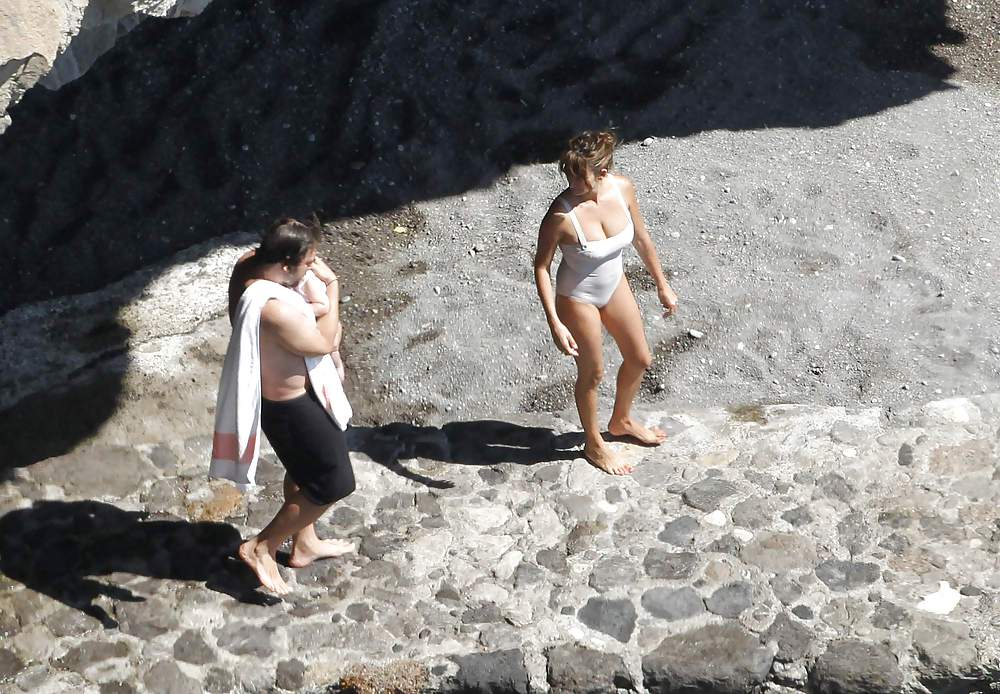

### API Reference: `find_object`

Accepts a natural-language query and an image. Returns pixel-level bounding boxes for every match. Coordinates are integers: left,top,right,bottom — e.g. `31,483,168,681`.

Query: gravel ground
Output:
933,0,1000,85
338,84,1000,426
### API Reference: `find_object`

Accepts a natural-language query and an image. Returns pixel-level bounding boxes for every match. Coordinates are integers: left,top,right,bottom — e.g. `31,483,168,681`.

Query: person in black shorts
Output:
260,386,355,506
227,219,356,595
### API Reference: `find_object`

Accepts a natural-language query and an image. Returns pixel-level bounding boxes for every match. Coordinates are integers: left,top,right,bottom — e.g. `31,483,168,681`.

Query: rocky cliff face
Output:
0,0,211,132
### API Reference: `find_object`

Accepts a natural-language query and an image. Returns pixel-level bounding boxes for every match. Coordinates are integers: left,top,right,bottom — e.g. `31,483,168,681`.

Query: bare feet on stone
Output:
238,539,290,595
584,442,634,475
608,417,667,446
288,537,355,568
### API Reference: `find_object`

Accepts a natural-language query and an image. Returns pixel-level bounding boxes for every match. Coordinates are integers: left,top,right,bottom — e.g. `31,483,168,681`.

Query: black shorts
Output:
260,387,355,505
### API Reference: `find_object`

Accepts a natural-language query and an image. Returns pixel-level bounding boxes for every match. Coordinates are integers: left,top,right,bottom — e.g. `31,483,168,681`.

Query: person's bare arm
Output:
261,301,337,357
534,205,579,357
259,256,341,357
622,176,678,315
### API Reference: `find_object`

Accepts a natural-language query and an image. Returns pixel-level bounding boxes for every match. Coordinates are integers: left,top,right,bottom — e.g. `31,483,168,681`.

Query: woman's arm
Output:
622,177,678,315
534,206,579,356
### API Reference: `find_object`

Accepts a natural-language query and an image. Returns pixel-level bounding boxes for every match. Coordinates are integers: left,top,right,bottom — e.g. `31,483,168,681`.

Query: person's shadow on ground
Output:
0,500,275,629
348,420,585,488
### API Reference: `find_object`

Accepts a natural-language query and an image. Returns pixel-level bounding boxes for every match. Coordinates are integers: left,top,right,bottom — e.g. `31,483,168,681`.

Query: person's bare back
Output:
230,251,312,401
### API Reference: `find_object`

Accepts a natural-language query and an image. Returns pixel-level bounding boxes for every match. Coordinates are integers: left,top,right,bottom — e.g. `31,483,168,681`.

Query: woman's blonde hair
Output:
559,131,618,181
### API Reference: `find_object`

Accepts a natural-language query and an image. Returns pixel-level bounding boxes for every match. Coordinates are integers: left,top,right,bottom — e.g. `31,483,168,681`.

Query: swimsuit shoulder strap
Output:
558,197,588,248
612,180,633,224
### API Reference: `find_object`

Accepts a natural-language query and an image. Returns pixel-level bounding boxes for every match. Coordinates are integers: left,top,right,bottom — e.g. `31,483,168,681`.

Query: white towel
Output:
209,279,352,487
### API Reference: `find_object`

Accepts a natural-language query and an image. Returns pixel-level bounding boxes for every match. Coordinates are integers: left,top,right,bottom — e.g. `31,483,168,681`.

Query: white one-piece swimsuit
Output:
555,183,635,308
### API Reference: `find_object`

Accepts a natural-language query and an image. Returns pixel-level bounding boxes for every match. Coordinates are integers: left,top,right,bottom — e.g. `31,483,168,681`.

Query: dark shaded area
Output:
0,500,276,629
0,371,124,472
0,0,963,313
349,420,584,487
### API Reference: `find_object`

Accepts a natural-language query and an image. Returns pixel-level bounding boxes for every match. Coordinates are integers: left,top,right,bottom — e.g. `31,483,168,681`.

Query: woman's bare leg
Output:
601,279,666,445
556,295,633,475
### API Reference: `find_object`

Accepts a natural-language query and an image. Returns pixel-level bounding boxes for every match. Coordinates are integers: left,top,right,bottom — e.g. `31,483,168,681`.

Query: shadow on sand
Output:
0,500,277,629
349,420,585,488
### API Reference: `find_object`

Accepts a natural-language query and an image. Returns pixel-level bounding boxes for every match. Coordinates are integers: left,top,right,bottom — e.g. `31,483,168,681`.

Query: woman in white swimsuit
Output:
534,131,678,475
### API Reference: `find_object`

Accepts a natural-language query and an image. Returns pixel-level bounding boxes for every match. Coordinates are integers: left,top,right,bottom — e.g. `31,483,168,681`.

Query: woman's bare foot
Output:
289,537,355,568
583,442,634,475
608,417,667,446
238,539,290,595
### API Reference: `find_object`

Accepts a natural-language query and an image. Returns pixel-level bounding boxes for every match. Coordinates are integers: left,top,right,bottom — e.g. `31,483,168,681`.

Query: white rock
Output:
567,461,607,491
688,329,705,339
641,137,654,146
703,510,728,526
464,503,512,532
494,549,523,581
922,397,980,425
467,581,510,605
732,527,754,542
891,254,906,262
916,581,962,615
595,500,618,514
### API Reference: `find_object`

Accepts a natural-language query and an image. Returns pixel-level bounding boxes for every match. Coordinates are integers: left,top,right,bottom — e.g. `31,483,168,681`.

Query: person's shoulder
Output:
540,196,572,234
611,173,636,196
260,294,304,326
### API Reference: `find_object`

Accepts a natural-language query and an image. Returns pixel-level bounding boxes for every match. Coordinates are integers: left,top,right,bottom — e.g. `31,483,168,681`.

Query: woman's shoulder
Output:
543,192,573,219
609,173,635,193
539,195,573,237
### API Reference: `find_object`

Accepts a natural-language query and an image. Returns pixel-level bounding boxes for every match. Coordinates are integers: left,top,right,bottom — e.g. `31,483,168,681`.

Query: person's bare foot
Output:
583,442,634,475
238,539,290,595
288,537,355,568
607,417,667,446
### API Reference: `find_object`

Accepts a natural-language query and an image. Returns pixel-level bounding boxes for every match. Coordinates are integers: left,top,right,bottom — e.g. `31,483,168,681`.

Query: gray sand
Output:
346,85,1000,426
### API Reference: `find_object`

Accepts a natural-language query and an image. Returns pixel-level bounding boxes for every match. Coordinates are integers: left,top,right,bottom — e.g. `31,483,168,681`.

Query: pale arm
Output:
534,207,579,356
623,177,678,315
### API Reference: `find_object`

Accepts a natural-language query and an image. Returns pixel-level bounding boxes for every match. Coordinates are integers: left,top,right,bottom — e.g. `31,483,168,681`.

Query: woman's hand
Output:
549,321,579,357
310,257,338,286
658,284,678,317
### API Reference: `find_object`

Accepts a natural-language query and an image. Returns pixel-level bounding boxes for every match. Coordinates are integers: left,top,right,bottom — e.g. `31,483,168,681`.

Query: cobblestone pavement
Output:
2,393,999,693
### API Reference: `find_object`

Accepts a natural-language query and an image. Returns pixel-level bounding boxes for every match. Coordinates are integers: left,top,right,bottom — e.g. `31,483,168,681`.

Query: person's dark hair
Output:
256,217,321,265
559,131,618,181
